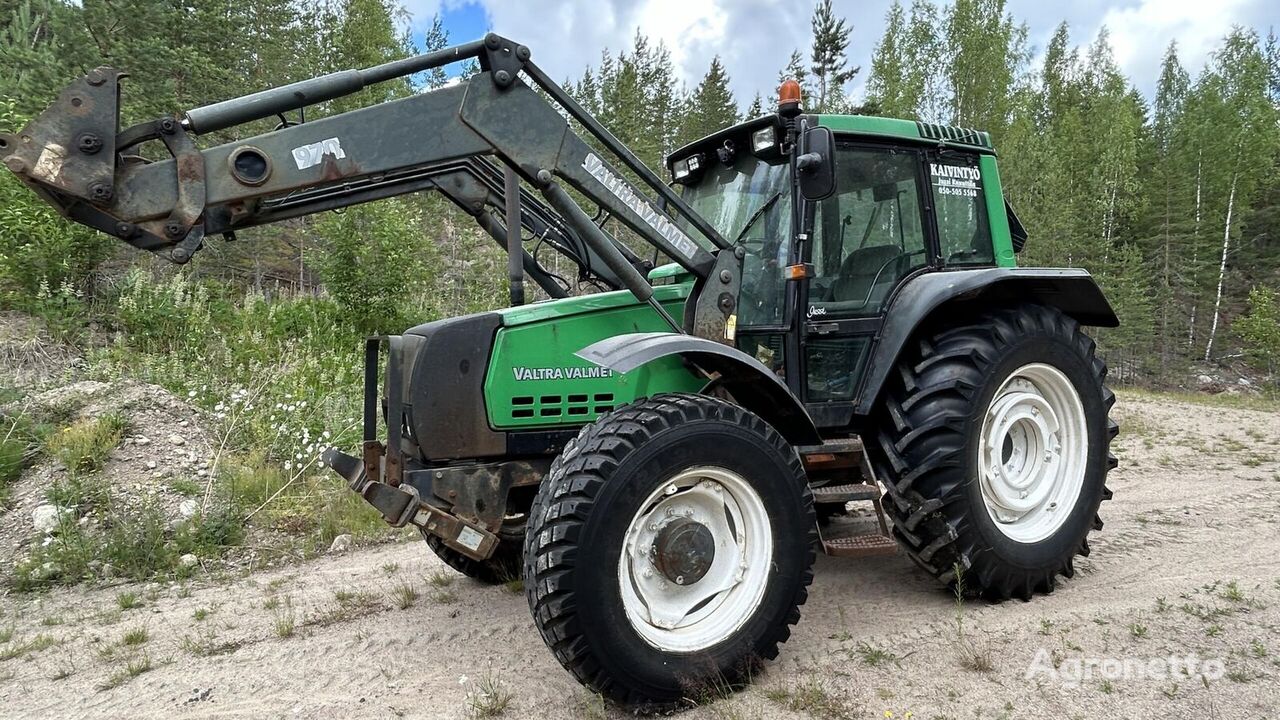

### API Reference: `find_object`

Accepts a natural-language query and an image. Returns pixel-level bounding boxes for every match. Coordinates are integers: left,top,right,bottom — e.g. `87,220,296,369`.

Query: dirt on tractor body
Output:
0,390,1278,719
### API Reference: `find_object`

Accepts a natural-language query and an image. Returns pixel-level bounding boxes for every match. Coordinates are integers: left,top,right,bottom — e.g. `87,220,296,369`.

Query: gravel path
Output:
1,391,1278,719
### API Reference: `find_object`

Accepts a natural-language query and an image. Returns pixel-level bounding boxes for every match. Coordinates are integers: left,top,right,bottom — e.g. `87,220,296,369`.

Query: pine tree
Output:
776,48,813,106
678,56,738,146
809,0,858,112
745,92,764,118
1137,42,1195,362
422,14,450,90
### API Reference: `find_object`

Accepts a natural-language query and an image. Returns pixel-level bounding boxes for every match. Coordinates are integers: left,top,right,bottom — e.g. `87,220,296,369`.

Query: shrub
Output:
45,413,127,476
1237,286,1280,383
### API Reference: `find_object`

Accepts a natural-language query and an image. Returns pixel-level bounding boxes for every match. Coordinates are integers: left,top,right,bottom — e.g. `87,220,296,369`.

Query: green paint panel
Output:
486,287,705,429
816,114,923,141
980,155,1016,267
494,283,690,326
816,114,994,153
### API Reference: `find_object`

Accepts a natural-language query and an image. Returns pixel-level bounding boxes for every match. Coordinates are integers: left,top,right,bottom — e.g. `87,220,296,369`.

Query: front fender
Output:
577,332,821,446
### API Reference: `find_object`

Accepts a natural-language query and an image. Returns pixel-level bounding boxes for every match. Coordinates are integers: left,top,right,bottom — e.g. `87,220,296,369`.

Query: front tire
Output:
524,394,816,709
865,304,1117,600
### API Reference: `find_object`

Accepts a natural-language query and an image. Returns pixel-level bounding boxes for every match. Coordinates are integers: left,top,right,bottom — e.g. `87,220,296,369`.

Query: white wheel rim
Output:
618,466,772,653
977,363,1088,544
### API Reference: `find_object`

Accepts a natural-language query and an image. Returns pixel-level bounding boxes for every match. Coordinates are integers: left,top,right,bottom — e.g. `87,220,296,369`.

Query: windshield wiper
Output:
731,191,783,246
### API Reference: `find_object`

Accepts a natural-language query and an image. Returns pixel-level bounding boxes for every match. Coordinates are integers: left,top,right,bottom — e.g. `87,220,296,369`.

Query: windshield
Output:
679,154,792,327
679,155,790,244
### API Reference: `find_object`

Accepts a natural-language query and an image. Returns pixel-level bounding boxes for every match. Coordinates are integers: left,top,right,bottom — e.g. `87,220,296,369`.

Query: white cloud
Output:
1099,0,1254,85
404,0,1277,111
477,0,814,103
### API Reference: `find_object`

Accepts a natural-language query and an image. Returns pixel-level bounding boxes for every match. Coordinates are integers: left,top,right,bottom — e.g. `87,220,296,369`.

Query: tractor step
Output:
821,531,898,558
812,483,880,504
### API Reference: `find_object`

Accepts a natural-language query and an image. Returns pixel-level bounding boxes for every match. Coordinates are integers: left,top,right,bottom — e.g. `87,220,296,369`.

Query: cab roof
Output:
665,113,995,175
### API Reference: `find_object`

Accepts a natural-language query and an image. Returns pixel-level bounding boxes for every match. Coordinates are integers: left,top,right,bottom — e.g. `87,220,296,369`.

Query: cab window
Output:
930,155,993,265
807,146,927,318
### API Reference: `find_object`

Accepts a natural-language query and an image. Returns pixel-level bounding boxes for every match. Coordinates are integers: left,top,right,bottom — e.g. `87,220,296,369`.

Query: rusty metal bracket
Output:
154,119,208,262
410,505,499,560
412,459,547,532
689,246,744,344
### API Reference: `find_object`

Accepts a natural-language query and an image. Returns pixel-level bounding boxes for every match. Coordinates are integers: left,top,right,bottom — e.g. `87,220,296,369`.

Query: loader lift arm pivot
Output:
1,34,730,329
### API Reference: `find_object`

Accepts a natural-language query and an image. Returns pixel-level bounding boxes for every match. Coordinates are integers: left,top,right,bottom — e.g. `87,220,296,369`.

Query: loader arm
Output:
1,34,732,332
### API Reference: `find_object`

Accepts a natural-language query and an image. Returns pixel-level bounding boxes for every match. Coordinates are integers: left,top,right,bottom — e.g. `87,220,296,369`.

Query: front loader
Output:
3,35,1119,708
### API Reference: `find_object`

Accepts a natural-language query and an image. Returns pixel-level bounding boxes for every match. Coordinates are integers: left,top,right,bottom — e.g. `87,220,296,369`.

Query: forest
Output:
1,0,1278,386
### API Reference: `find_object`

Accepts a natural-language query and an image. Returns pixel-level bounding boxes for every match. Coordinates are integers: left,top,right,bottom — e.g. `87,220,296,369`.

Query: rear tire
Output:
524,393,816,709
864,304,1117,600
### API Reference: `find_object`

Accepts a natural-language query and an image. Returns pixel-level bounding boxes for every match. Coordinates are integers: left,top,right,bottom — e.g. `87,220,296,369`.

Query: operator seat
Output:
826,244,904,309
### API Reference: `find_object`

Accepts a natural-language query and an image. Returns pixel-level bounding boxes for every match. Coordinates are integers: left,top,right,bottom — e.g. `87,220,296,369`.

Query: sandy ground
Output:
1,390,1278,720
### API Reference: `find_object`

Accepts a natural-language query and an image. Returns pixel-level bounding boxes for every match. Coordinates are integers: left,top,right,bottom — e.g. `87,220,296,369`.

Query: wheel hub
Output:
977,363,1088,543
651,517,715,585
618,468,773,652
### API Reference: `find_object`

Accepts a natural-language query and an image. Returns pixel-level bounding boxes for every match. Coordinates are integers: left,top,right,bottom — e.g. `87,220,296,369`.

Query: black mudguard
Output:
577,333,822,446
853,267,1118,416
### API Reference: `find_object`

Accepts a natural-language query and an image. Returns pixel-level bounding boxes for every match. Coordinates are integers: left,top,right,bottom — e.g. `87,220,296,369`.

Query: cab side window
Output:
807,147,927,318
930,156,993,266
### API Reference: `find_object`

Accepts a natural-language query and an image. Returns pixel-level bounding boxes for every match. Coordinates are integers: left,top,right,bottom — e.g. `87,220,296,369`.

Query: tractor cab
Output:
668,107,1018,423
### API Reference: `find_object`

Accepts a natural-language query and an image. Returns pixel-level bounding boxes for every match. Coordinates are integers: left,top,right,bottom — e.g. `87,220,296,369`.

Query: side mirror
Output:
798,126,836,201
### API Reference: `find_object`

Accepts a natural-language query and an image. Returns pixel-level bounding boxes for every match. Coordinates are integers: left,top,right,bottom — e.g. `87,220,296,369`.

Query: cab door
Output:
798,142,932,427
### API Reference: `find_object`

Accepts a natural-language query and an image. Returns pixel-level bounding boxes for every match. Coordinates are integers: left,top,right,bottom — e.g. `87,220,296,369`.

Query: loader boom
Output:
1,34,734,332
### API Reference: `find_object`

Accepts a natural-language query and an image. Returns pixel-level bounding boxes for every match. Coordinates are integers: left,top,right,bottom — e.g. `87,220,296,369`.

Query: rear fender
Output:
577,333,821,446
854,267,1118,416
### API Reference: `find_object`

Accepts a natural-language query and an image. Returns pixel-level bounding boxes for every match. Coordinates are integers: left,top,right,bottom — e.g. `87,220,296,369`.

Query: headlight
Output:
752,127,776,153
671,154,704,183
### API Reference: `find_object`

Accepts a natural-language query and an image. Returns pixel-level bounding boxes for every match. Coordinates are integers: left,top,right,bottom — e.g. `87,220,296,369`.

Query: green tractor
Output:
3,35,1117,708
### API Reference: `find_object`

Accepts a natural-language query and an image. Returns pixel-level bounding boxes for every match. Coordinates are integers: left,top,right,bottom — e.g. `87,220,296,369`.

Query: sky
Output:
398,0,1278,109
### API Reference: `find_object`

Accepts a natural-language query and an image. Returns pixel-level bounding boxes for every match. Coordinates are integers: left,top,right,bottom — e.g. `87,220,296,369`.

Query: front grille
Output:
510,393,614,421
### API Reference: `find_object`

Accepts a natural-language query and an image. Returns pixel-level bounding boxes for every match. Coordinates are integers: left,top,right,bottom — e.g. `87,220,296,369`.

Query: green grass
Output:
122,627,149,646
0,633,56,660
273,603,296,639
427,570,455,588
45,413,127,478
10,498,245,592
465,672,513,719
392,582,419,609
1118,387,1280,412
855,642,898,667
116,591,142,610
97,653,155,691
764,677,856,719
